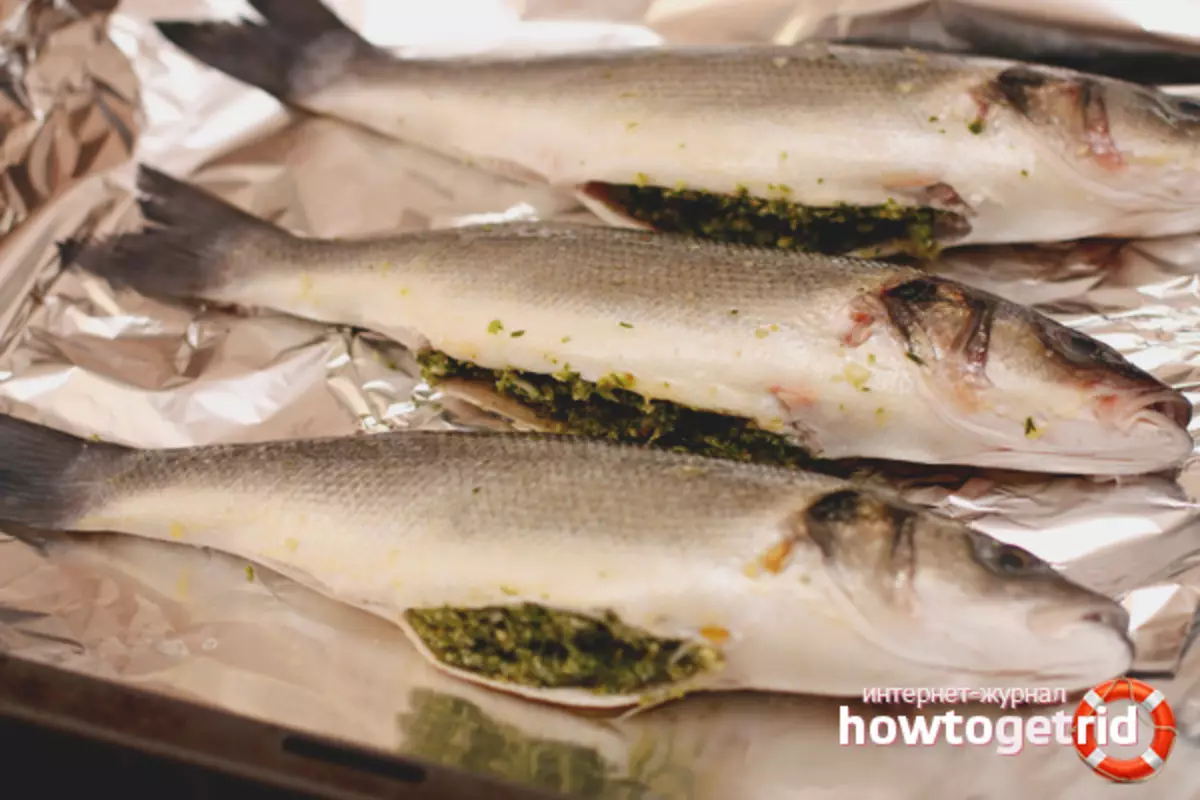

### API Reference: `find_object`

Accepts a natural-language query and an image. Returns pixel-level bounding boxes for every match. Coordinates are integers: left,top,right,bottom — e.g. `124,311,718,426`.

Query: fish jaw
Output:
816,563,1135,692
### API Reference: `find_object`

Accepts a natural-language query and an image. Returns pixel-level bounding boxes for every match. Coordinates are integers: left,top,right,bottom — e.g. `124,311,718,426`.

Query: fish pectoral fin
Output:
766,387,828,455
575,183,657,230
434,378,564,434
882,176,977,218
399,604,722,710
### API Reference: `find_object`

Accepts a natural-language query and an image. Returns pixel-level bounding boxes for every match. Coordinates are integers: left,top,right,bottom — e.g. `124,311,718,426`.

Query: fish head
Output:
878,276,1193,473
984,66,1200,204
802,487,1133,687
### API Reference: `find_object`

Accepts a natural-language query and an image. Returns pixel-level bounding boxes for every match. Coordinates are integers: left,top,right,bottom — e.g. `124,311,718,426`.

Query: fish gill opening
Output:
581,181,964,258
403,603,722,696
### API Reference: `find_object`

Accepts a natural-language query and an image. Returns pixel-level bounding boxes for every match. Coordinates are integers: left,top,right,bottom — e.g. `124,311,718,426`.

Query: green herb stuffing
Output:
419,350,830,470
404,604,720,695
592,183,951,259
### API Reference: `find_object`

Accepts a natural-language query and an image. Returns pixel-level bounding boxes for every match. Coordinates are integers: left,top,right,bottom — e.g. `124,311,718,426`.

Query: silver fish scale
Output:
368,45,990,113
92,431,842,554
273,223,920,327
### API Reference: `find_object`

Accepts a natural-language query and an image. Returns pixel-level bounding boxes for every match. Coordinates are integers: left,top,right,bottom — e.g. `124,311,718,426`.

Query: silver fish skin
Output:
70,166,1193,476
0,413,1133,707
154,0,1200,246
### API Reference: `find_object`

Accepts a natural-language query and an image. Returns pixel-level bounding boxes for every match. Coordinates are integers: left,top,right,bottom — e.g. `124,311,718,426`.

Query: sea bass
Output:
0,413,1134,707
69,165,1193,475
153,0,1200,246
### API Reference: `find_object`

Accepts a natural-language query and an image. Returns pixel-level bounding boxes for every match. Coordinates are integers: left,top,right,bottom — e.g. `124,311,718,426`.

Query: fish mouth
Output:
896,600,1134,684
831,599,1134,688
1106,387,1193,431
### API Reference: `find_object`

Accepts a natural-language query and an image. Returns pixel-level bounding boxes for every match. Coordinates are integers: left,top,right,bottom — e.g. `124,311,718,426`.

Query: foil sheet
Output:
0,1,1199,797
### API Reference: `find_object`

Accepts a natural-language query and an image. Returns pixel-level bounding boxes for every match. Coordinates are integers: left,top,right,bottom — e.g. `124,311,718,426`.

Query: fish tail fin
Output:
155,0,379,101
0,413,131,530
66,164,290,301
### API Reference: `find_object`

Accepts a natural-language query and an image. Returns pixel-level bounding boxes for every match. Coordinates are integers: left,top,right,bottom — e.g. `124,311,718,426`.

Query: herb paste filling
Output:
586,182,957,258
419,351,830,470
405,604,720,695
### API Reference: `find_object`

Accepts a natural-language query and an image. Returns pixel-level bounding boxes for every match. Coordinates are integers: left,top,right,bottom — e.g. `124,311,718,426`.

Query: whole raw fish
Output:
69,165,1194,475
0,413,1134,707
154,0,1200,246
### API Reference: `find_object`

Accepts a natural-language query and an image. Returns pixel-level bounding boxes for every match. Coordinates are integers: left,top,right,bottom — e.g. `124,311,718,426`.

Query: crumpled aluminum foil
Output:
0,1,1199,798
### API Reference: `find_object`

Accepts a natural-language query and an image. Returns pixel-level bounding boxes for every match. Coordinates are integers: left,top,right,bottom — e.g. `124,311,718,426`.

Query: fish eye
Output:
1176,99,1200,116
1166,96,1200,120
969,531,1045,576
994,545,1038,573
1049,326,1101,358
1040,323,1126,368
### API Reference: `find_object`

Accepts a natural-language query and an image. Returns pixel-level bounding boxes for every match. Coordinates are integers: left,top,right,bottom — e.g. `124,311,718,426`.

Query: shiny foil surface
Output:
0,1,1198,797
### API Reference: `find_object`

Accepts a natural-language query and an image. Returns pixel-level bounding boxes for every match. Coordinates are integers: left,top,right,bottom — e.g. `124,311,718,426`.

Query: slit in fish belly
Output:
418,350,834,471
580,181,969,259
404,603,722,695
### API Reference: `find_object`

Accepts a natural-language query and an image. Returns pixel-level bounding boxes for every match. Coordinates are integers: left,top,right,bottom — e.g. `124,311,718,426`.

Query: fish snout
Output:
1142,389,1192,430
1080,603,1130,636
1029,595,1130,640
1092,384,1193,433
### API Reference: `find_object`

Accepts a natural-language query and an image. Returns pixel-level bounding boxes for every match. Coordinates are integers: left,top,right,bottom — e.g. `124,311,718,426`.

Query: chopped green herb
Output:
968,118,985,135
244,564,255,582
404,604,721,695
619,322,633,329
586,183,952,258
1020,169,1029,177
1024,417,1042,439
561,335,571,343
488,320,504,335
419,350,843,471
905,352,926,366
510,330,526,338
928,115,939,122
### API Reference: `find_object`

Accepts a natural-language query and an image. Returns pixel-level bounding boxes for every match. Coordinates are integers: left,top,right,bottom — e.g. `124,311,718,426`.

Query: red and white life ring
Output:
1073,677,1177,782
